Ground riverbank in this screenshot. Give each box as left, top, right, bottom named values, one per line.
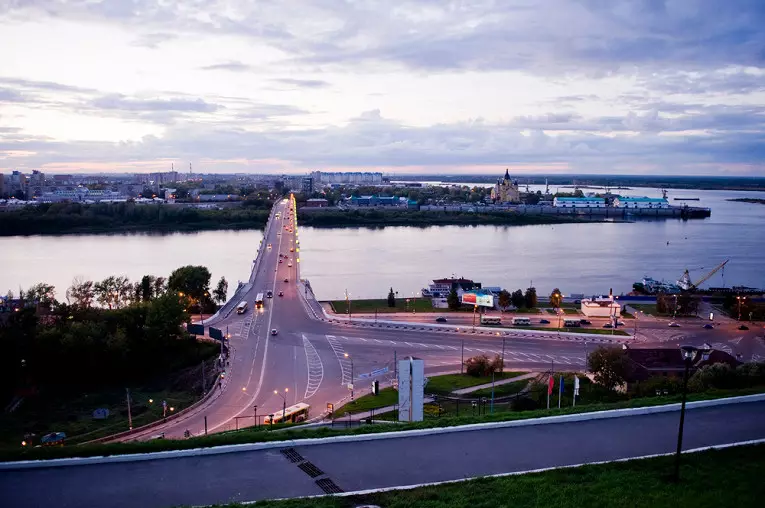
left=0, top=203, right=269, bottom=236
left=727, top=198, right=765, bottom=205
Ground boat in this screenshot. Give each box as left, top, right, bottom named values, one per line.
left=633, top=277, right=681, bottom=295
left=673, top=198, right=700, bottom=201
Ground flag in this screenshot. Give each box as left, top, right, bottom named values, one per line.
left=574, top=376, right=580, bottom=396
left=560, top=376, right=564, bottom=395
left=548, top=375, right=554, bottom=395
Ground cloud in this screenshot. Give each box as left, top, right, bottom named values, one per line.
left=89, top=94, right=221, bottom=113
left=199, top=61, right=255, bottom=72
left=0, top=87, right=25, bottom=102
left=270, top=78, right=330, bottom=89
left=131, top=32, right=177, bottom=49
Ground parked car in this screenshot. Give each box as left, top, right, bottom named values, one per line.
left=266, top=291, right=273, bottom=298
left=435, top=317, right=447, bottom=323
left=283, top=278, right=289, bottom=283
left=278, top=291, right=284, bottom=297
left=579, top=319, right=591, bottom=325
left=271, top=329, right=278, bottom=336
left=738, top=324, right=749, bottom=330
left=703, top=323, right=714, bottom=329
left=539, top=319, right=550, bottom=324
left=668, top=322, right=681, bottom=327
left=603, top=323, right=613, bottom=328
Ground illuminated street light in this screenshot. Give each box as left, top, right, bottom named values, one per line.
left=274, top=389, right=289, bottom=423
left=344, top=353, right=355, bottom=399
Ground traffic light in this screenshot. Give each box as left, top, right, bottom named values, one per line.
left=372, top=380, right=379, bottom=396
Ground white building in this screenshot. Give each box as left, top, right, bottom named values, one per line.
left=553, top=197, right=606, bottom=208
left=612, top=196, right=670, bottom=209
left=580, top=298, right=622, bottom=318
left=38, top=187, right=126, bottom=203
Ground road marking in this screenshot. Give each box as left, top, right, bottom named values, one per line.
left=302, top=334, right=324, bottom=399
left=730, top=336, right=744, bottom=345
left=326, top=335, right=351, bottom=385
left=404, top=342, right=414, bottom=347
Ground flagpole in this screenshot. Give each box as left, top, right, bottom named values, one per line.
left=558, top=375, right=562, bottom=409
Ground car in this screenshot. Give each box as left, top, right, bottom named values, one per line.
left=603, top=323, right=613, bottom=328
left=266, top=291, right=273, bottom=298
left=271, top=329, right=278, bottom=336
left=579, top=319, right=591, bottom=325
left=278, top=291, right=284, bottom=297
left=435, top=317, right=447, bottom=323
left=279, top=259, right=283, bottom=263
left=539, top=319, right=550, bottom=324
left=703, top=323, right=714, bottom=329
left=267, top=243, right=272, bottom=249
left=288, top=262, right=292, bottom=267
left=283, top=278, right=289, bottom=283
left=668, top=322, right=680, bottom=327
left=290, top=247, right=294, bottom=252
left=616, top=321, right=625, bottom=327
left=738, top=324, right=749, bottom=330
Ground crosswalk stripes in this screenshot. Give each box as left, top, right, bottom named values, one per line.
left=325, top=335, right=351, bottom=385
left=302, top=334, right=324, bottom=399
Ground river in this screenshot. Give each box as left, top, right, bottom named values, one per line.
left=1, top=187, right=763, bottom=301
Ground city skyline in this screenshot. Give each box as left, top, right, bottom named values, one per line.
left=2, top=1, right=765, bottom=176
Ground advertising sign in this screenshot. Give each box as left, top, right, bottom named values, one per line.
left=461, top=292, right=494, bottom=308
left=187, top=324, right=204, bottom=336
left=209, top=327, right=223, bottom=341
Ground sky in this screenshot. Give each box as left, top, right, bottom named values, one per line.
left=1, top=0, right=765, bottom=176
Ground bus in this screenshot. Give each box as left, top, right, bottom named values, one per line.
left=264, top=402, right=310, bottom=424
left=563, top=319, right=581, bottom=327
left=512, top=317, right=531, bottom=326
left=480, top=316, right=502, bottom=325
left=255, top=293, right=264, bottom=309
left=236, top=301, right=248, bottom=314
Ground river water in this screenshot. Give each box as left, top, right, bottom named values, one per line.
left=1, top=187, right=763, bottom=301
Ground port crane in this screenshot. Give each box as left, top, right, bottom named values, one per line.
left=677, top=259, right=729, bottom=291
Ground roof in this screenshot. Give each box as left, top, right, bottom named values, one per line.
left=554, top=197, right=605, bottom=201
left=624, top=347, right=741, bottom=379
left=433, top=278, right=474, bottom=284
left=306, top=198, right=328, bottom=202
left=616, top=196, right=668, bottom=202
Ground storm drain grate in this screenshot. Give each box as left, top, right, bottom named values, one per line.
left=298, top=461, right=324, bottom=478
left=280, top=448, right=304, bottom=463
left=315, top=478, right=344, bottom=494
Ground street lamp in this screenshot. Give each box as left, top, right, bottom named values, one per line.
left=344, top=353, right=354, bottom=399
left=274, top=388, right=289, bottom=424
left=736, top=295, right=746, bottom=321
left=674, top=344, right=712, bottom=482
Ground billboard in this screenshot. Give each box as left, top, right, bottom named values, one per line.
left=461, top=291, right=494, bottom=308
left=187, top=324, right=204, bottom=336
left=209, top=327, right=223, bottom=341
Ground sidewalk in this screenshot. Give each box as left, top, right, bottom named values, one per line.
left=451, top=372, right=538, bottom=395
left=340, top=397, right=435, bottom=421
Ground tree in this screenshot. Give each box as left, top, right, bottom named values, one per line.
left=387, top=287, right=396, bottom=308
left=140, top=275, right=156, bottom=302
left=94, top=276, right=131, bottom=309
left=549, top=288, right=562, bottom=309
left=464, top=354, right=503, bottom=377
left=153, top=276, right=167, bottom=297
left=447, top=288, right=461, bottom=310
left=213, top=276, right=229, bottom=304
left=498, top=289, right=511, bottom=311
left=511, top=289, right=525, bottom=309
left=524, top=287, right=537, bottom=309
left=66, top=279, right=94, bottom=308
left=167, top=265, right=211, bottom=303
left=588, top=346, right=633, bottom=391
left=26, top=283, right=56, bottom=306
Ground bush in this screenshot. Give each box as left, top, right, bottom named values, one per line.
left=689, top=363, right=740, bottom=392
left=464, top=354, right=503, bottom=377
left=633, top=376, right=684, bottom=397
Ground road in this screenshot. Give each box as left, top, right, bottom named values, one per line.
left=3, top=401, right=764, bottom=507
left=114, top=196, right=765, bottom=441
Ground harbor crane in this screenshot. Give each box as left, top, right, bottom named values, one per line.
left=677, top=259, right=729, bottom=291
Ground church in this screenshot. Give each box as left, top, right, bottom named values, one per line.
left=490, top=169, right=521, bottom=203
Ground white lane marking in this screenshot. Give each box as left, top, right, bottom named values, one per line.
left=302, top=334, right=324, bottom=399
left=404, top=342, right=414, bottom=347
left=326, top=335, right=351, bottom=385
left=374, top=339, right=384, bottom=344
left=359, top=337, right=368, bottom=342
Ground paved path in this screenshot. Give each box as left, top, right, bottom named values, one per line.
left=2, top=401, right=763, bottom=508
left=451, top=372, right=538, bottom=395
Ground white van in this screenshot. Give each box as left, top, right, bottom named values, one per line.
left=512, top=317, right=531, bottom=326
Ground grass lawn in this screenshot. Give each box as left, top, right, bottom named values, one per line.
left=471, top=379, right=531, bottom=398
left=329, top=299, right=473, bottom=314
left=546, top=308, right=557, bottom=315
left=426, top=372, right=527, bottom=395
left=331, top=387, right=398, bottom=418
left=563, top=308, right=580, bottom=315
left=238, top=443, right=765, bottom=508
left=513, top=307, right=541, bottom=314
left=3, top=387, right=763, bottom=463
left=621, top=311, right=635, bottom=319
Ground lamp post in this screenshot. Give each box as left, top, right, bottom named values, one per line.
left=674, top=344, right=711, bottom=482
left=274, top=388, right=288, bottom=424
left=344, top=353, right=354, bottom=399
left=736, top=295, right=746, bottom=321
left=472, top=304, right=478, bottom=332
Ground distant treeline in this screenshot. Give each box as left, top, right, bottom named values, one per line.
left=0, top=202, right=270, bottom=236
left=298, top=209, right=587, bottom=227
left=727, top=198, right=765, bottom=205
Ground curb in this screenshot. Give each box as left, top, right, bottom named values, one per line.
left=3, top=393, right=763, bottom=471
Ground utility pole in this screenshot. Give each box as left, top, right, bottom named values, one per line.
left=126, top=388, right=133, bottom=430
left=461, top=341, right=464, bottom=374
left=201, top=361, right=206, bottom=394
left=490, top=371, right=495, bottom=414
left=501, top=338, right=506, bottom=369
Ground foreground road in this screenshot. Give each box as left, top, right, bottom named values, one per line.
left=3, top=401, right=763, bottom=508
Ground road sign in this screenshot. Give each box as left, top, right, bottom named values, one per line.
left=358, top=367, right=389, bottom=379
left=462, top=291, right=494, bottom=307
left=92, top=408, right=109, bottom=420
left=187, top=324, right=204, bottom=336
left=326, top=403, right=334, bottom=412
left=209, top=327, right=223, bottom=341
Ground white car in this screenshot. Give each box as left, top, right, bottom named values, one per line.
left=668, top=322, right=681, bottom=328
left=271, top=329, right=278, bottom=336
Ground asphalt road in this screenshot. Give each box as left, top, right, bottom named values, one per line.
left=3, top=401, right=763, bottom=508
left=114, top=197, right=765, bottom=441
